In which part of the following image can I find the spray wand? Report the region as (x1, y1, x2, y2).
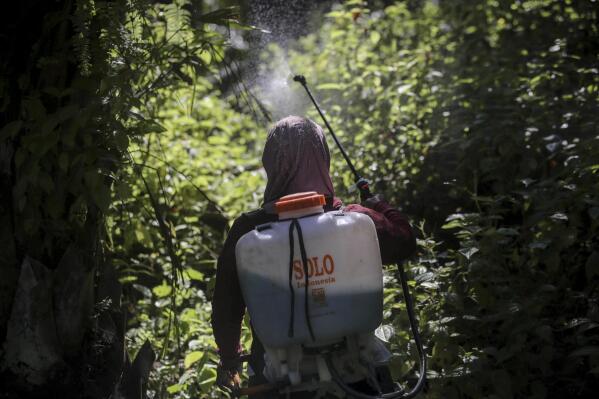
(293, 74, 427, 399)
(293, 75, 372, 201)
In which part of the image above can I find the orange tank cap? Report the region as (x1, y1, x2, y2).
(275, 192, 326, 214)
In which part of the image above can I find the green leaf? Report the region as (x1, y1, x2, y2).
(119, 276, 137, 284)
(442, 213, 468, 229)
(370, 30, 381, 45)
(198, 366, 217, 390)
(184, 351, 204, 368)
(198, 50, 212, 65)
(152, 282, 172, 298)
(185, 268, 204, 281)
(166, 384, 182, 394)
(441, 219, 463, 229)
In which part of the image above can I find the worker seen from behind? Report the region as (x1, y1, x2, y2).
(211, 116, 417, 397)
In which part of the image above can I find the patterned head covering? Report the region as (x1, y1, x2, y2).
(262, 116, 335, 205)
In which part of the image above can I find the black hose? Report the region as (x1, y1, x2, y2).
(325, 262, 427, 399)
(394, 261, 428, 396)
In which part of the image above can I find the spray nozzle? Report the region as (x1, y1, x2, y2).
(293, 75, 306, 85)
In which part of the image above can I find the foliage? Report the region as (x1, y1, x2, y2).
(106, 2, 265, 398)
(0, 2, 163, 394)
(3, 0, 598, 398)
(287, 1, 599, 398)
(113, 55, 264, 398)
(0, 0, 253, 396)
(114, 0, 599, 397)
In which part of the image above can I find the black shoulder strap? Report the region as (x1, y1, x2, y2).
(240, 208, 270, 228)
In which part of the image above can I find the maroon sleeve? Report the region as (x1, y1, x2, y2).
(344, 200, 416, 264)
(211, 218, 248, 365)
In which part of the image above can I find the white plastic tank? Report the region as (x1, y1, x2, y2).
(236, 192, 383, 348)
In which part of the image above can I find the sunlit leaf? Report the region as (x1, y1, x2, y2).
(184, 351, 204, 368)
(185, 268, 204, 281)
(152, 282, 172, 298)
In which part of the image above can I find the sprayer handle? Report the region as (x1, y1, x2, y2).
(356, 177, 372, 201)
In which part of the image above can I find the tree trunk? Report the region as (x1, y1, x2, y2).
(0, 1, 153, 397)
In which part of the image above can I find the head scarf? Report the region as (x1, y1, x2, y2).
(262, 116, 335, 206)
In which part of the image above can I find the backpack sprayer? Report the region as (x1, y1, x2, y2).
(233, 76, 426, 399)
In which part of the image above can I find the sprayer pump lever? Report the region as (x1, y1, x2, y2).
(292, 74, 371, 201)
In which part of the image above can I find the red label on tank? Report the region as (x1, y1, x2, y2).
(294, 254, 336, 288)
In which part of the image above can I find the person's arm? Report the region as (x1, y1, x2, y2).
(344, 196, 416, 264)
(211, 218, 247, 373)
